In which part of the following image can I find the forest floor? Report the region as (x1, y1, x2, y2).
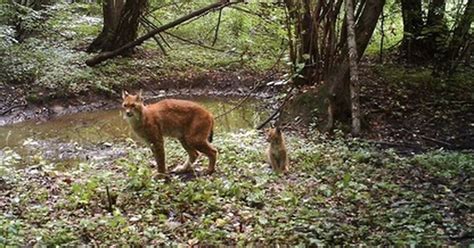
(1, 2, 473, 245)
(1, 130, 473, 246)
(1, 60, 473, 246)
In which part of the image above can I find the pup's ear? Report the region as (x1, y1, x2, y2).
(275, 126, 282, 133)
(137, 89, 143, 101)
(122, 90, 129, 99)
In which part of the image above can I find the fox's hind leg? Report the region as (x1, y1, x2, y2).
(190, 141, 217, 174)
(173, 138, 199, 173)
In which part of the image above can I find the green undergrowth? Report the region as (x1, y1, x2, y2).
(1, 131, 472, 246)
(374, 63, 474, 93)
(0, 2, 284, 103)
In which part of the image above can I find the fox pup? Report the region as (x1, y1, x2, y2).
(266, 127, 288, 173)
(122, 90, 217, 174)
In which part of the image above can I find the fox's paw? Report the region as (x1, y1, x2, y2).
(204, 168, 215, 175)
(172, 164, 193, 174)
(152, 172, 170, 181)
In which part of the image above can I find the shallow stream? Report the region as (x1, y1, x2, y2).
(0, 97, 269, 168)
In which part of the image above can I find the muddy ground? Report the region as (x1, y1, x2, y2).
(0, 67, 472, 153)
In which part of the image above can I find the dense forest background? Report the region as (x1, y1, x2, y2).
(0, 0, 473, 246)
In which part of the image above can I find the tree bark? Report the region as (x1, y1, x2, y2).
(345, 0, 360, 136)
(108, 0, 147, 53)
(87, 0, 124, 52)
(326, 0, 384, 131)
(425, 0, 448, 57)
(400, 0, 424, 62)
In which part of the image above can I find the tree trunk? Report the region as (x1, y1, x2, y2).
(400, 0, 424, 62)
(87, 0, 146, 53)
(283, 0, 319, 86)
(425, 0, 448, 58)
(87, 0, 124, 52)
(326, 0, 384, 131)
(438, 0, 474, 74)
(345, 0, 360, 136)
(108, 0, 147, 53)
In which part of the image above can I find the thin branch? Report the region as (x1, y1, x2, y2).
(164, 31, 234, 53)
(139, 17, 168, 56)
(256, 86, 295, 130)
(215, 45, 287, 120)
(379, 7, 385, 62)
(0, 103, 26, 116)
(229, 6, 275, 24)
(212, 8, 223, 46)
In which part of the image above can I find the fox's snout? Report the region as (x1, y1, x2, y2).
(125, 111, 133, 117)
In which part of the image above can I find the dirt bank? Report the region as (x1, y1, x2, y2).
(0, 70, 279, 126)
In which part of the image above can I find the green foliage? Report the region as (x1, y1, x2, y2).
(0, 1, 285, 101)
(374, 63, 474, 91)
(412, 151, 474, 178)
(0, 217, 26, 246)
(1, 130, 472, 245)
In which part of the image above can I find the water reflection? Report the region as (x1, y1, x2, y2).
(0, 97, 268, 149)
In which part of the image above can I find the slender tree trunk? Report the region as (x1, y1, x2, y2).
(326, 0, 384, 131)
(438, 0, 474, 74)
(345, 0, 360, 136)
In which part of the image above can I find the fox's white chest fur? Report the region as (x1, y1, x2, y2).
(126, 115, 148, 141)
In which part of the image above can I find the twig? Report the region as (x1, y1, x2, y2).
(229, 6, 275, 25)
(256, 86, 295, 130)
(139, 17, 168, 56)
(105, 185, 113, 213)
(386, 39, 402, 51)
(212, 8, 223, 46)
(0, 103, 27, 116)
(164, 31, 233, 53)
(379, 7, 384, 63)
(419, 135, 453, 148)
(145, 15, 172, 49)
(214, 44, 287, 120)
(366, 139, 423, 149)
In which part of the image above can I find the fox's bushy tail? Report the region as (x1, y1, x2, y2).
(208, 128, 214, 143)
(208, 119, 214, 143)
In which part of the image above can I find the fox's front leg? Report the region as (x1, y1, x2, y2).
(150, 138, 166, 173)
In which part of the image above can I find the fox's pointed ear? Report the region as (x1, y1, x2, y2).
(137, 89, 143, 101)
(122, 90, 129, 99)
(276, 127, 282, 133)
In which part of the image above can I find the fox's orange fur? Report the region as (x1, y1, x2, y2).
(266, 127, 288, 173)
(122, 90, 217, 174)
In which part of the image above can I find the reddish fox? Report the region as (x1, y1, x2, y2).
(122, 90, 217, 174)
(266, 127, 289, 173)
